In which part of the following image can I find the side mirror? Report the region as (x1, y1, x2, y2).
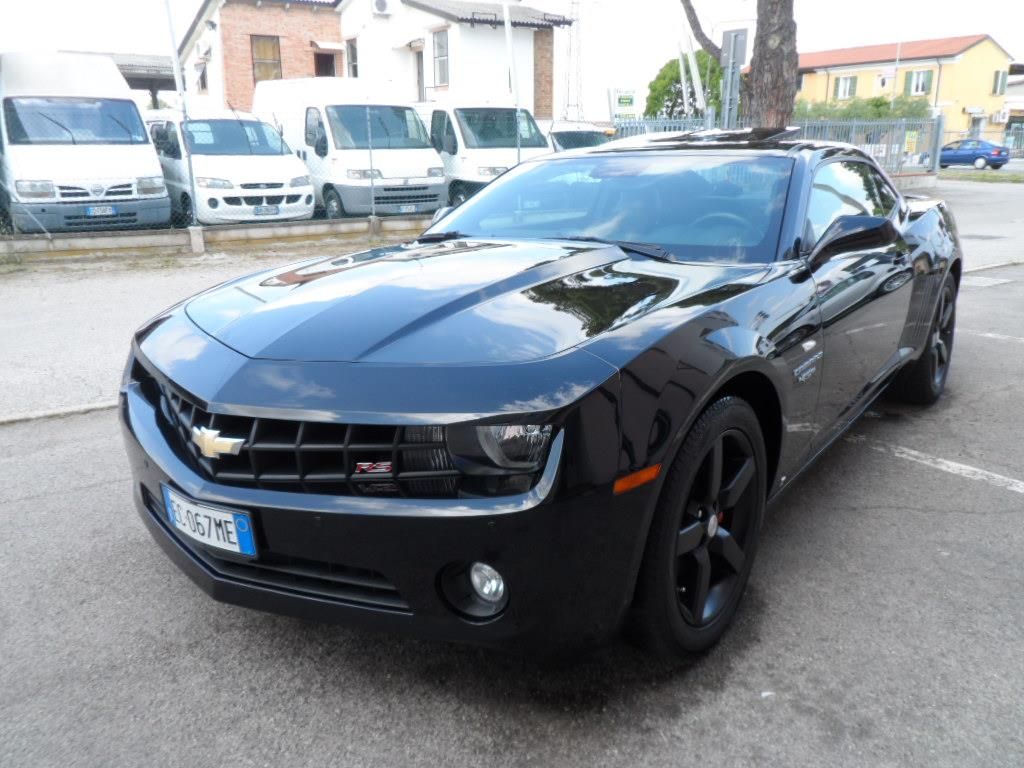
(431, 206, 453, 225)
(810, 215, 899, 267)
(152, 126, 168, 147)
(442, 134, 457, 155)
(315, 134, 328, 158)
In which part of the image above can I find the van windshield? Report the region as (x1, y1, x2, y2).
(325, 105, 431, 149)
(454, 108, 548, 149)
(552, 130, 612, 150)
(183, 119, 289, 155)
(3, 97, 148, 145)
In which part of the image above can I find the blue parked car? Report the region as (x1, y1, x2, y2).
(940, 139, 1010, 169)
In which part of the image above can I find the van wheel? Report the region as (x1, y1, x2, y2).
(324, 188, 344, 219)
(973, 157, 988, 169)
(178, 194, 194, 227)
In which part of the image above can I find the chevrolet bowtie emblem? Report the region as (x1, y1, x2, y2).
(191, 426, 245, 459)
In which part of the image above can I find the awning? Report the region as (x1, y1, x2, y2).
(310, 40, 347, 53)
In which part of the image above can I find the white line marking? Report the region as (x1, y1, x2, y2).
(847, 435, 1024, 495)
(960, 275, 1012, 288)
(0, 401, 118, 426)
(963, 330, 1024, 344)
(964, 259, 1024, 274)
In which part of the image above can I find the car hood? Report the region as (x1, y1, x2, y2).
(188, 152, 309, 185)
(184, 239, 757, 365)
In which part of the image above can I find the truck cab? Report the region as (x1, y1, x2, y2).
(0, 51, 170, 234)
(419, 101, 551, 205)
(253, 78, 447, 217)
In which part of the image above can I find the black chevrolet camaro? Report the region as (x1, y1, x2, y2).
(121, 130, 962, 657)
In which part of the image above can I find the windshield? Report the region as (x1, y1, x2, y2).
(454, 108, 548, 149)
(325, 105, 431, 149)
(553, 130, 612, 150)
(3, 97, 148, 145)
(426, 154, 793, 264)
(183, 119, 289, 155)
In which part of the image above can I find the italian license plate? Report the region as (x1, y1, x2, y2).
(161, 486, 256, 557)
(86, 205, 116, 217)
(253, 205, 279, 216)
(399, 204, 416, 213)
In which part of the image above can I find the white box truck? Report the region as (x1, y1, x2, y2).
(252, 78, 447, 217)
(0, 51, 170, 233)
(145, 108, 314, 225)
(417, 99, 551, 206)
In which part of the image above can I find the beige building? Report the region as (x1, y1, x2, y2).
(796, 34, 1013, 134)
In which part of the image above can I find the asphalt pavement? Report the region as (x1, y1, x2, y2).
(1, 190, 1023, 766)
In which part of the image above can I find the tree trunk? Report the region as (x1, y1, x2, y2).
(748, 0, 798, 127)
(679, 0, 721, 62)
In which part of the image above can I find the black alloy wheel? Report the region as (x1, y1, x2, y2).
(674, 428, 759, 628)
(891, 271, 957, 405)
(179, 193, 194, 227)
(632, 396, 766, 656)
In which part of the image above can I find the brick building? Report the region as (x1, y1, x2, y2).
(179, 0, 345, 111)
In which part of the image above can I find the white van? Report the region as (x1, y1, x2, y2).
(537, 120, 615, 152)
(144, 108, 314, 226)
(0, 51, 169, 233)
(417, 100, 551, 205)
(252, 78, 447, 217)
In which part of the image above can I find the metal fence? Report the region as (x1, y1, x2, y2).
(613, 116, 944, 176)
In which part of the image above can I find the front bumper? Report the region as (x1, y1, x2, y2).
(120, 381, 652, 653)
(196, 189, 315, 225)
(10, 196, 171, 233)
(336, 180, 448, 216)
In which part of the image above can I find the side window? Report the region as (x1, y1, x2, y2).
(870, 171, 899, 217)
(304, 107, 324, 146)
(944, 141, 960, 150)
(805, 161, 885, 245)
(443, 113, 457, 148)
(961, 140, 979, 150)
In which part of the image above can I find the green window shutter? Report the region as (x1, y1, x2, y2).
(923, 70, 933, 95)
(849, 76, 857, 97)
(993, 70, 1000, 95)
(1000, 71, 1008, 95)
(833, 77, 840, 100)
(904, 71, 912, 96)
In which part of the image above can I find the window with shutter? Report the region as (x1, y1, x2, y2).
(251, 35, 282, 83)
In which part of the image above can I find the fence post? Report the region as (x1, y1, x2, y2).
(930, 114, 944, 173)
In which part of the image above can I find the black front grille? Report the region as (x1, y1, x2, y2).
(375, 194, 439, 204)
(64, 212, 138, 225)
(105, 184, 133, 197)
(240, 182, 284, 190)
(159, 383, 460, 498)
(381, 185, 429, 193)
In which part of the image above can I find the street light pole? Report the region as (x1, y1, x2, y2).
(162, 0, 199, 227)
(501, 1, 521, 165)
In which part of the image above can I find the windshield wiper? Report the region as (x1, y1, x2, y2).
(416, 231, 473, 243)
(554, 235, 676, 262)
(36, 112, 76, 144)
(103, 113, 134, 141)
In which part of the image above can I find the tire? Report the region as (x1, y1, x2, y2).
(991, 164, 1004, 170)
(177, 194, 193, 227)
(450, 184, 469, 207)
(973, 157, 988, 169)
(324, 188, 344, 219)
(890, 271, 957, 405)
(632, 396, 767, 657)
(939, 164, 949, 169)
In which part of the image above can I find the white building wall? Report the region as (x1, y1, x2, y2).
(450, 24, 535, 107)
(180, 6, 226, 113)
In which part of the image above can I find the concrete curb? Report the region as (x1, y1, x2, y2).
(1, 214, 434, 260)
(965, 259, 1024, 273)
(0, 401, 118, 427)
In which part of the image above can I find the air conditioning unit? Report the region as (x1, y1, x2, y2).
(991, 108, 1009, 125)
(372, 0, 393, 15)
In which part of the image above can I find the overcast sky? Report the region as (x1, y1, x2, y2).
(0, 0, 1020, 90)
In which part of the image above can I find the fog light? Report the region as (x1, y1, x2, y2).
(469, 562, 505, 603)
(208, 198, 219, 208)
(305, 194, 313, 205)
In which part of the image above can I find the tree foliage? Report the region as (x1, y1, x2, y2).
(793, 96, 932, 121)
(644, 51, 723, 118)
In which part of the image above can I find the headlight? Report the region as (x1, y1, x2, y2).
(447, 424, 553, 473)
(346, 169, 382, 180)
(427, 167, 445, 177)
(196, 177, 233, 189)
(15, 180, 55, 199)
(137, 176, 166, 195)
(477, 166, 508, 177)
(289, 175, 311, 187)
